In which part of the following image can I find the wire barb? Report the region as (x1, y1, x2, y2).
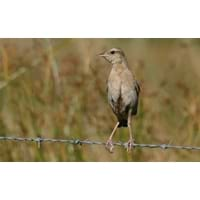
(0, 136, 200, 151)
(36, 137, 42, 148)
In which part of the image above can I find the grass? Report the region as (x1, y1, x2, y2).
(0, 38, 200, 161)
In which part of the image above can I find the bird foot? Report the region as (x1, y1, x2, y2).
(125, 139, 135, 152)
(105, 139, 114, 153)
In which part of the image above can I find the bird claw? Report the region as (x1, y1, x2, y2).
(125, 139, 135, 152)
(105, 139, 114, 153)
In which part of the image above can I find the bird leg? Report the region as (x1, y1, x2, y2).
(127, 110, 135, 152)
(106, 122, 119, 153)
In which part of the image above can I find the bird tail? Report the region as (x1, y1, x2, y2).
(118, 119, 128, 127)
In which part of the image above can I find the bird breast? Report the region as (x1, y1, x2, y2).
(107, 65, 138, 116)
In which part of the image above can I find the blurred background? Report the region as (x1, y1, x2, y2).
(0, 38, 200, 161)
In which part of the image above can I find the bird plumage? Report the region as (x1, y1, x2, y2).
(107, 62, 140, 127)
(99, 47, 140, 152)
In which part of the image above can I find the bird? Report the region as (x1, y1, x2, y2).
(99, 48, 140, 153)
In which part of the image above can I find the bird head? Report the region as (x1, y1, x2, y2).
(99, 48, 126, 64)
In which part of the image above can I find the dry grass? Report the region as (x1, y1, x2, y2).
(0, 38, 200, 161)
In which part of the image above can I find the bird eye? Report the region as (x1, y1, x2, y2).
(110, 50, 115, 54)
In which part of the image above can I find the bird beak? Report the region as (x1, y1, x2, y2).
(98, 52, 107, 57)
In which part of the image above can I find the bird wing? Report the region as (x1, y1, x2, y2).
(135, 80, 140, 96)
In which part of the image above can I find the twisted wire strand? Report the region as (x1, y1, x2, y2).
(0, 136, 200, 151)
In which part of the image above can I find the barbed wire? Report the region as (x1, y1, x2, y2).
(0, 136, 200, 151)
